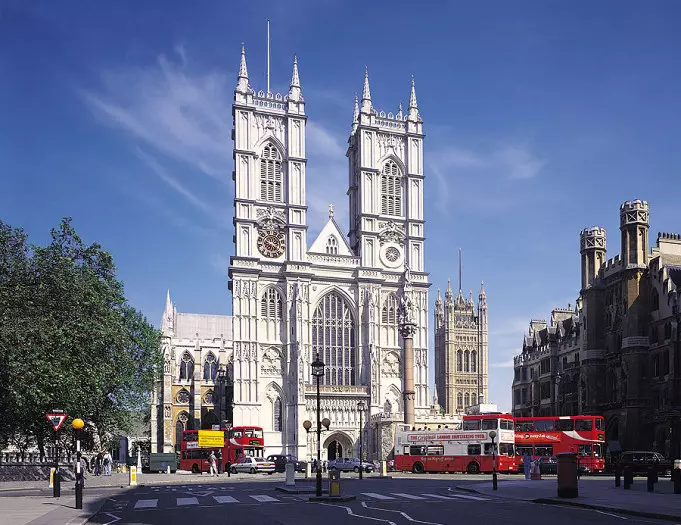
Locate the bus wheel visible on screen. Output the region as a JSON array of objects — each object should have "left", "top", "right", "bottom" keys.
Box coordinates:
[
  {"left": 191, "top": 464, "right": 199, "bottom": 474},
  {"left": 412, "top": 462, "right": 425, "bottom": 474},
  {"left": 466, "top": 462, "right": 480, "bottom": 474}
]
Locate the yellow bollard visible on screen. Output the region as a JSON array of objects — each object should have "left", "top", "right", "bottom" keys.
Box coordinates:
[
  {"left": 49, "top": 467, "right": 55, "bottom": 488},
  {"left": 129, "top": 466, "right": 137, "bottom": 486},
  {"left": 381, "top": 461, "right": 387, "bottom": 477}
]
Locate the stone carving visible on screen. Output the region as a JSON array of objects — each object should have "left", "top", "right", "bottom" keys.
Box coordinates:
[
  {"left": 261, "top": 347, "right": 283, "bottom": 375},
  {"left": 399, "top": 295, "right": 415, "bottom": 326},
  {"left": 164, "top": 405, "right": 171, "bottom": 419},
  {"left": 266, "top": 384, "right": 281, "bottom": 402},
  {"left": 382, "top": 352, "right": 400, "bottom": 378},
  {"left": 164, "top": 358, "right": 171, "bottom": 374},
  {"left": 254, "top": 114, "right": 285, "bottom": 145},
  {"left": 378, "top": 221, "right": 405, "bottom": 246},
  {"left": 377, "top": 133, "right": 405, "bottom": 160}
]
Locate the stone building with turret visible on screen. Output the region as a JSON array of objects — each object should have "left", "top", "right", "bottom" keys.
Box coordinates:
[{"left": 512, "top": 200, "right": 681, "bottom": 459}]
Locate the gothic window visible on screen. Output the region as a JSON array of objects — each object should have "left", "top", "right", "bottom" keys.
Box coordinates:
[
  {"left": 259, "top": 143, "right": 282, "bottom": 202},
  {"left": 457, "top": 392, "right": 463, "bottom": 409},
  {"left": 326, "top": 236, "right": 339, "bottom": 255},
  {"left": 261, "top": 287, "right": 283, "bottom": 320},
  {"left": 651, "top": 288, "right": 659, "bottom": 312},
  {"left": 381, "top": 294, "right": 398, "bottom": 325},
  {"left": 384, "top": 400, "right": 392, "bottom": 415},
  {"left": 273, "top": 397, "right": 282, "bottom": 432},
  {"left": 471, "top": 350, "right": 477, "bottom": 373},
  {"left": 464, "top": 393, "right": 470, "bottom": 407},
  {"left": 456, "top": 350, "right": 463, "bottom": 372},
  {"left": 380, "top": 160, "right": 402, "bottom": 216},
  {"left": 179, "top": 352, "right": 194, "bottom": 380},
  {"left": 311, "top": 291, "right": 356, "bottom": 386},
  {"left": 176, "top": 389, "right": 190, "bottom": 404},
  {"left": 203, "top": 352, "right": 217, "bottom": 381},
  {"left": 464, "top": 350, "right": 470, "bottom": 372}
]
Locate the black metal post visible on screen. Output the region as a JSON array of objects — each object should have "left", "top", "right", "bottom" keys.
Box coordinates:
[
  {"left": 53, "top": 429, "right": 60, "bottom": 498},
  {"left": 359, "top": 408, "right": 363, "bottom": 480},
  {"left": 492, "top": 435, "right": 498, "bottom": 491},
  {"left": 75, "top": 430, "right": 83, "bottom": 509},
  {"left": 316, "top": 373, "right": 322, "bottom": 497}
]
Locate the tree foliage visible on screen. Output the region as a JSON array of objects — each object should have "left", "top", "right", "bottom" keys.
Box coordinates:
[{"left": 0, "top": 218, "right": 162, "bottom": 453}]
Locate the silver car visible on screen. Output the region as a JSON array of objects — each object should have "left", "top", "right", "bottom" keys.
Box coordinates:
[{"left": 231, "top": 456, "right": 275, "bottom": 474}]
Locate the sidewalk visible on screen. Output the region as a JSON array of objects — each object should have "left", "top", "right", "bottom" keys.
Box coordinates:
[
  {"left": 0, "top": 494, "right": 106, "bottom": 525},
  {"left": 456, "top": 477, "right": 681, "bottom": 522},
  {"left": 0, "top": 471, "right": 132, "bottom": 492}
]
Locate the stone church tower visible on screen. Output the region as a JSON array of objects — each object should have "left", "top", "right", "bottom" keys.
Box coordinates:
[{"left": 434, "top": 259, "right": 488, "bottom": 415}]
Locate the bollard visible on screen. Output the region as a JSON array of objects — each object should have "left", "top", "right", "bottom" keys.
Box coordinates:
[
  {"left": 672, "top": 468, "right": 681, "bottom": 495},
  {"left": 227, "top": 462, "right": 231, "bottom": 478},
  {"left": 305, "top": 461, "right": 312, "bottom": 479},
  {"left": 49, "top": 467, "right": 55, "bottom": 488},
  {"left": 53, "top": 468, "right": 61, "bottom": 498},
  {"left": 615, "top": 465, "right": 621, "bottom": 487},
  {"left": 646, "top": 469, "right": 655, "bottom": 493},
  {"left": 129, "top": 466, "right": 137, "bottom": 486},
  {"left": 166, "top": 465, "right": 171, "bottom": 475},
  {"left": 381, "top": 461, "right": 387, "bottom": 477},
  {"left": 285, "top": 463, "right": 295, "bottom": 487},
  {"left": 623, "top": 467, "right": 632, "bottom": 490}
]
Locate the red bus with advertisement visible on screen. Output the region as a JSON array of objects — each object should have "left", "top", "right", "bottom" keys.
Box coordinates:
[
  {"left": 179, "top": 426, "right": 265, "bottom": 473},
  {"left": 514, "top": 415, "right": 605, "bottom": 473},
  {"left": 393, "top": 413, "right": 516, "bottom": 474}
]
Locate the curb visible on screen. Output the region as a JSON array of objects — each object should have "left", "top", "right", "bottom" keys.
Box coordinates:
[
  {"left": 275, "top": 486, "right": 328, "bottom": 494},
  {"left": 533, "top": 498, "right": 681, "bottom": 523},
  {"left": 454, "top": 485, "right": 483, "bottom": 495},
  {"left": 308, "top": 495, "right": 357, "bottom": 502}
]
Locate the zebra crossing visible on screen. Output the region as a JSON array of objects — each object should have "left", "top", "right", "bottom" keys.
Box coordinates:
[{"left": 129, "top": 491, "right": 489, "bottom": 510}]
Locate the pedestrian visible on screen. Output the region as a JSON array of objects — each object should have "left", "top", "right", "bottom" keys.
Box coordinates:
[
  {"left": 94, "top": 452, "right": 102, "bottom": 476},
  {"left": 209, "top": 450, "right": 218, "bottom": 477},
  {"left": 103, "top": 450, "right": 112, "bottom": 476},
  {"left": 216, "top": 449, "right": 222, "bottom": 475},
  {"left": 523, "top": 453, "right": 531, "bottom": 480}
]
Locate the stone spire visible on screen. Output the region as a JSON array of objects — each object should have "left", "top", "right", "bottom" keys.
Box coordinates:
[
  {"left": 361, "top": 67, "right": 372, "bottom": 113},
  {"left": 162, "top": 290, "right": 174, "bottom": 334},
  {"left": 433, "top": 384, "right": 439, "bottom": 407},
  {"left": 407, "top": 75, "right": 419, "bottom": 121},
  {"left": 396, "top": 102, "right": 403, "bottom": 120},
  {"left": 479, "top": 281, "right": 487, "bottom": 308},
  {"left": 236, "top": 43, "right": 249, "bottom": 93},
  {"left": 445, "top": 279, "right": 453, "bottom": 303},
  {"left": 352, "top": 93, "right": 359, "bottom": 133},
  {"left": 435, "top": 288, "right": 442, "bottom": 309},
  {"left": 289, "top": 55, "right": 301, "bottom": 101}
]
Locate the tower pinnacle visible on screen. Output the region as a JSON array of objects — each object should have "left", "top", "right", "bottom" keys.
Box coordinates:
[
  {"left": 407, "top": 75, "right": 419, "bottom": 121},
  {"left": 361, "top": 67, "right": 372, "bottom": 113},
  {"left": 289, "top": 55, "right": 302, "bottom": 101},
  {"left": 397, "top": 102, "right": 403, "bottom": 120},
  {"left": 236, "top": 43, "right": 249, "bottom": 93},
  {"left": 352, "top": 93, "right": 359, "bottom": 131}
]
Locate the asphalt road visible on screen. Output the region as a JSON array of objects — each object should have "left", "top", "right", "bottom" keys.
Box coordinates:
[{"left": 86, "top": 477, "right": 672, "bottom": 525}]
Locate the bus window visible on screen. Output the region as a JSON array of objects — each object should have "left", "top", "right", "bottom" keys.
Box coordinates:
[
  {"left": 555, "top": 419, "right": 574, "bottom": 431},
  {"left": 403, "top": 446, "right": 411, "bottom": 455},
  {"left": 578, "top": 444, "right": 592, "bottom": 456},
  {"left": 410, "top": 446, "right": 426, "bottom": 456},
  {"left": 535, "top": 446, "right": 553, "bottom": 457},
  {"left": 467, "top": 444, "right": 482, "bottom": 455},
  {"left": 426, "top": 446, "right": 444, "bottom": 456},
  {"left": 481, "top": 419, "right": 497, "bottom": 430},
  {"left": 515, "top": 421, "right": 534, "bottom": 432},
  {"left": 535, "top": 420, "right": 554, "bottom": 431},
  {"left": 576, "top": 419, "right": 593, "bottom": 431},
  {"left": 516, "top": 445, "right": 533, "bottom": 457},
  {"left": 499, "top": 444, "right": 515, "bottom": 457},
  {"left": 463, "top": 420, "right": 481, "bottom": 431},
  {"left": 484, "top": 443, "right": 496, "bottom": 455},
  {"left": 500, "top": 419, "right": 514, "bottom": 431},
  {"left": 593, "top": 444, "right": 602, "bottom": 458},
  {"left": 235, "top": 448, "right": 243, "bottom": 459},
  {"left": 233, "top": 430, "right": 243, "bottom": 438},
  {"left": 595, "top": 418, "right": 604, "bottom": 431}
]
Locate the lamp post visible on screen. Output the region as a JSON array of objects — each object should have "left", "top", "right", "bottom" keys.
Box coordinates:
[
  {"left": 72, "top": 418, "right": 85, "bottom": 509},
  {"left": 311, "top": 353, "right": 326, "bottom": 497},
  {"left": 357, "top": 400, "right": 366, "bottom": 480},
  {"left": 489, "top": 430, "right": 498, "bottom": 491}
]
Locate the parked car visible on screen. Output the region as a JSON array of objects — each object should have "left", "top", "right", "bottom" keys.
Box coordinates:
[
  {"left": 538, "top": 456, "right": 557, "bottom": 475},
  {"left": 231, "top": 456, "right": 275, "bottom": 474},
  {"left": 328, "top": 457, "right": 375, "bottom": 473},
  {"left": 267, "top": 454, "right": 306, "bottom": 473},
  {"left": 618, "top": 451, "right": 671, "bottom": 476}
]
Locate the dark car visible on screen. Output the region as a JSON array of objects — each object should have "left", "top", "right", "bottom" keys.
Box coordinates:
[
  {"left": 267, "top": 454, "right": 306, "bottom": 473},
  {"left": 618, "top": 451, "right": 671, "bottom": 476}
]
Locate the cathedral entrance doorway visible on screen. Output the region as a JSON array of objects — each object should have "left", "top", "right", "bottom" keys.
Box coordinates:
[
  {"left": 323, "top": 432, "right": 353, "bottom": 461},
  {"left": 327, "top": 441, "right": 342, "bottom": 460}
]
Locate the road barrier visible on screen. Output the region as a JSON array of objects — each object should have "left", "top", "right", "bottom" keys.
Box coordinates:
[{"left": 129, "top": 466, "right": 137, "bottom": 486}]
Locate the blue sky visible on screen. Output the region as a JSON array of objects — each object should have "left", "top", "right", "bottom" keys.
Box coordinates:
[{"left": 3, "top": 1, "right": 681, "bottom": 413}]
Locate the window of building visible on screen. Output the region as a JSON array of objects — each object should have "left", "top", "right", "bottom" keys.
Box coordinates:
[
  {"left": 651, "top": 288, "right": 660, "bottom": 311},
  {"left": 261, "top": 287, "right": 283, "bottom": 320},
  {"left": 540, "top": 381, "right": 551, "bottom": 400},
  {"left": 652, "top": 354, "right": 660, "bottom": 377},
  {"left": 514, "top": 389, "right": 521, "bottom": 405},
  {"left": 464, "top": 350, "right": 470, "bottom": 372},
  {"left": 464, "top": 393, "right": 470, "bottom": 407},
  {"left": 514, "top": 369, "right": 520, "bottom": 382},
  {"left": 312, "top": 291, "right": 356, "bottom": 386},
  {"left": 522, "top": 368, "right": 528, "bottom": 381},
  {"left": 380, "top": 160, "right": 402, "bottom": 216},
  {"left": 273, "top": 397, "right": 282, "bottom": 432},
  {"left": 540, "top": 358, "right": 550, "bottom": 375},
  {"left": 651, "top": 325, "right": 659, "bottom": 344},
  {"left": 381, "top": 294, "right": 398, "bottom": 325},
  {"left": 665, "top": 322, "right": 672, "bottom": 340},
  {"left": 471, "top": 350, "right": 477, "bottom": 373},
  {"left": 180, "top": 352, "right": 194, "bottom": 380},
  {"left": 203, "top": 352, "right": 217, "bottom": 381},
  {"left": 663, "top": 349, "right": 670, "bottom": 375},
  {"left": 457, "top": 350, "right": 463, "bottom": 372},
  {"left": 457, "top": 392, "right": 463, "bottom": 409},
  {"left": 326, "top": 236, "right": 338, "bottom": 255},
  {"left": 259, "top": 143, "right": 282, "bottom": 202}
]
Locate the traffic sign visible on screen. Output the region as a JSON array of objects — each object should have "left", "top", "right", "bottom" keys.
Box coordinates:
[{"left": 46, "top": 412, "right": 68, "bottom": 432}]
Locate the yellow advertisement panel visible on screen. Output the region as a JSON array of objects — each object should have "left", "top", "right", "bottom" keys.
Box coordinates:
[{"left": 198, "top": 430, "right": 225, "bottom": 447}]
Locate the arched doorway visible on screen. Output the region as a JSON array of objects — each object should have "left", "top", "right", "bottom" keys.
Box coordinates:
[{"left": 327, "top": 440, "right": 343, "bottom": 460}]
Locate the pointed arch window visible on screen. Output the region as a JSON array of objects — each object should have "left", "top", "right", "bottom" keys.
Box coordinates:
[
  {"left": 471, "top": 350, "right": 477, "bottom": 373},
  {"left": 203, "top": 352, "right": 218, "bottom": 381},
  {"left": 651, "top": 288, "right": 660, "bottom": 312},
  {"left": 273, "top": 397, "right": 282, "bottom": 432},
  {"left": 179, "top": 352, "right": 194, "bottom": 380},
  {"left": 464, "top": 393, "right": 470, "bottom": 407},
  {"left": 261, "top": 287, "right": 283, "bottom": 320},
  {"left": 312, "top": 291, "right": 356, "bottom": 386},
  {"left": 380, "top": 160, "right": 402, "bottom": 216},
  {"left": 464, "top": 350, "right": 470, "bottom": 372},
  {"left": 456, "top": 350, "right": 463, "bottom": 372},
  {"left": 326, "top": 236, "right": 339, "bottom": 255},
  {"left": 260, "top": 143, "right": 282, "bottom": 202},
  {"left": 381, "top": 293, "right": 398, "bottom": 325}
]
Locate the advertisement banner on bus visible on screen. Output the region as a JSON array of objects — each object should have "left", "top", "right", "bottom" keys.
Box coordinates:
[
  {"left": 198, "top": 430, "right": 225, "bottom": 447},
  {"left": 407, "top": 433, "right": 487, "bottom": 442},
  {"left": 516, "top": 432, "right": 561, "bottom": 443}
]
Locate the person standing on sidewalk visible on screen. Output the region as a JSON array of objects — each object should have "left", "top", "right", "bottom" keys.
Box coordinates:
[
  {"left": 103, "top": 450, "right": 112, "bottom": 476},
  {"left": 209, "top": 450, "right": 218, "bottom": 477}
]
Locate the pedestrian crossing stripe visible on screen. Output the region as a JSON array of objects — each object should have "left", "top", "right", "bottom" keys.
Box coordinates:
[
  {"left": 134, "top": 499, "right": 158, "bottom": 509},
  {"left": 362, "top": 493, "right": 394, "bottom": 500},
  {"left": 250, "top": 494, "right": 278, "bottom": 502},
  {"left": 392, "top": 493, "right": 426, "bottom": 500},
  {"left": 213, "top": 495, "right": 239, "bottom": 503},
  {"left": 177, "top": 497, "right": 199, "bottom": 506}
]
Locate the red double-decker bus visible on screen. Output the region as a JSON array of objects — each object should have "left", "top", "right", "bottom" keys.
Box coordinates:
[
  {"left": 393, "top": 414, "right": 516, "bottom": 474},
  {"left": 179, "top": 426, "right": 265, "bottom": 473},
  {"left": 514, "top": 415, "right": 605, "bottom": 473}
]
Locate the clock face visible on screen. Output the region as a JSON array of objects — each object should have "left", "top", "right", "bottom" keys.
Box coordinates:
[{"left": 257, "top": 230, "right": 285, "bottom": 258}]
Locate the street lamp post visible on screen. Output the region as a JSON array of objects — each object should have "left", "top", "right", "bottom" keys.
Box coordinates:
[
  {"left": 72, "top": 418, "right": 85, "bottom": 509},
  {"left": 357, "top": 400, "right": 366, "bottom": 480},
  {"left": 489, "top": 430, "right": 498, "bottom": 491},
  {"left": 311, "top": 353, "right": 326, "bottom": 497}
]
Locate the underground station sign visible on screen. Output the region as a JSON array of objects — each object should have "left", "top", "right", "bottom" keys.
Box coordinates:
[{"left": 198, "top": 430, "right": 225, "bottom": 447}]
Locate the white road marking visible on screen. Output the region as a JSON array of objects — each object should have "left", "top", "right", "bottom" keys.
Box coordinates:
[
  {"left": 420, "top": 493, "right": 462, "bottom": 500},
  {"left": 361, "top": 501, "right": 446, "bottom": 525},
  {"left": 363, "top": 492, "right": 395, "bottom": 500},
  {"left": 213, "top": 495, "right": 239, "bottom": 503},
  {"left": 392, "top": 493, "right": 426, "bottom": 500},
  {"left": 177, "top": 497, "right": 199, "bottom": 506},
  {"left": 134, "top": 499, "right": 158, "bottom": 509},
  {"left": 316, "top": 503, "right": 397, "bottom": 524},
  {"left": 250, "top": 494, "right": 278, "bottom": 502},
  {"left": 445, "top": 494, "right": 488, "bottom": 501}
]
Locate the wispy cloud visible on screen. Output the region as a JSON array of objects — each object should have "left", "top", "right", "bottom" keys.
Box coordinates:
[{"left": 428, "top": 143, "right": 547, "bottom": 216}]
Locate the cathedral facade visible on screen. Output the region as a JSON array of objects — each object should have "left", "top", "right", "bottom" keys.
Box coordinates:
[
  {"left": 152, "top": 45, "right": 433, "bottom": 459},
  {"left": 434, "top": 278, "right": 489, "bottom": 416}
]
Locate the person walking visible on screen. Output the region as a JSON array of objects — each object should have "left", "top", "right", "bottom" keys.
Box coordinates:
[
  {"left": 103, "top": 450, "right": 112, "bottom": 476},
  {"left": 94, "top": 452, "right": 102, "bottom": 476},
  {"left": 209, "top": 450, "right": 218, "bottom": 477}
]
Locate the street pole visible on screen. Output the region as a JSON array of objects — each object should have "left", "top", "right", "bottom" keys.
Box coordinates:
[
  {"left": 72, "top": 418, "right": 85, "bottom": 510},
  {"left": 358, "top": 399, "right": 366, "bottom": 480},
  {"left": 316, "top": 372, "right": 322, "bottom": 496},
  {"left": 490, "top": 430, "right": 498, "bottom": 491},
  {"left": 53, "top": 428, "right": 60, "bottom": 498}
]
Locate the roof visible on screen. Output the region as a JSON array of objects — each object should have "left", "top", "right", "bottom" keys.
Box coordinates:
[
  {"left": 175, "top": 313, "right": 233, "bottom": 340},
  {"left": 309, "top": 216, "right": 354, "bottom": 256}
]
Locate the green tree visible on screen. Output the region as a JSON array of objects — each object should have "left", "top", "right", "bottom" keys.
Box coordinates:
[{"left": 0, "top": 218, "right": 162, "bottom": 455}]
